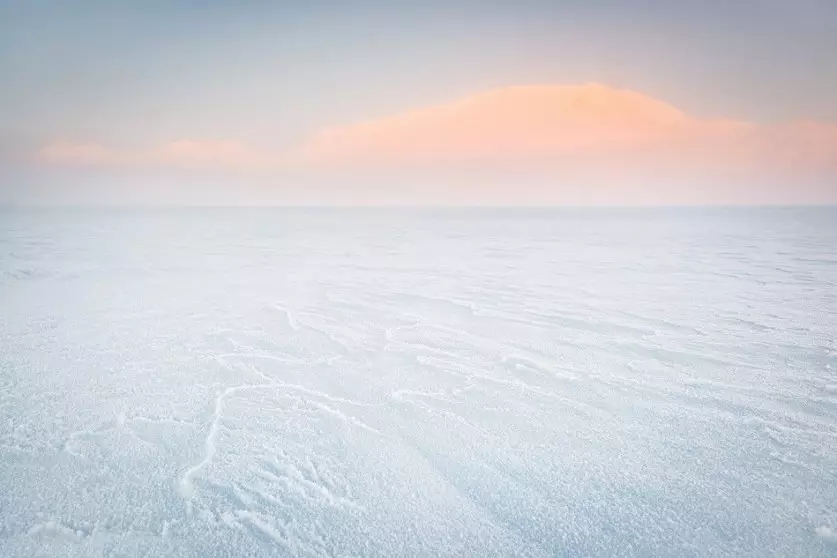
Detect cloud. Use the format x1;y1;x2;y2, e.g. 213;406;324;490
37;141;131;166
36;139;274;169
289;84;837;175
34;84;837;190
290;84;706;166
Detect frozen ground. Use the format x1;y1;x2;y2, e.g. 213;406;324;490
1;207;836;557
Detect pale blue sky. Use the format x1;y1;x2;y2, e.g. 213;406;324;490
2;0;836;153
1;0;836;204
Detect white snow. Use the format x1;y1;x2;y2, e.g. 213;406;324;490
1;207;836;557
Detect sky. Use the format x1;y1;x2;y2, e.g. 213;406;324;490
1;0;836;205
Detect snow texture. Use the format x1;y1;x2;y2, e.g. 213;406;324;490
1;207;836;557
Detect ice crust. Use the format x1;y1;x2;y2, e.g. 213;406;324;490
1;207;836;557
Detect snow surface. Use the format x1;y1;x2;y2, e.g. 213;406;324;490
1;207;836;557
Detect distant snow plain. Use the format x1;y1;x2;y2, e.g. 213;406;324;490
1;207;836;557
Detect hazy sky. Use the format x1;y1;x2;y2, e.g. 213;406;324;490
2;0;836;205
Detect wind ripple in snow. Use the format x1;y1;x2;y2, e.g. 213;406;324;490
1;207;836;557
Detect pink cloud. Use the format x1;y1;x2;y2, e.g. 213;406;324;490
288;84;837;177
36;139;274;169
35;84;837;184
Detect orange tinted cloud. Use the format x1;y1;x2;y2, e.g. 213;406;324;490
36;84;837;178
36;139;273;169
290;84;837;175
